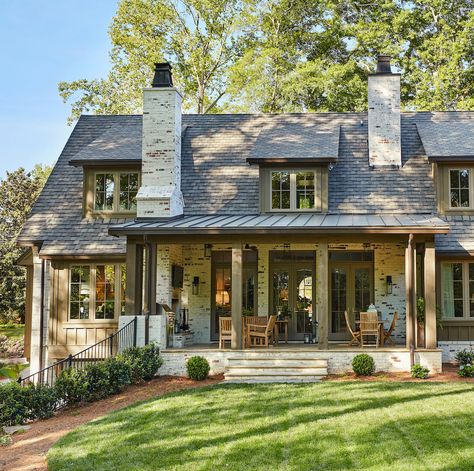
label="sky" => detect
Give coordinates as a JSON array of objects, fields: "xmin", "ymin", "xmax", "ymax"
[{"xmin": 0, "ymin": 0, "xmax": 118, "ymax": 178}]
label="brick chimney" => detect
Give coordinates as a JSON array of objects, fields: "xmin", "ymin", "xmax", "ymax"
[
  {"xmin": 368, "ymin": 55, "xmax": 401, "ymax": 167},
  {"xmin": 136, "ymin": 62, "xmax": 184, "ymax": 219}
]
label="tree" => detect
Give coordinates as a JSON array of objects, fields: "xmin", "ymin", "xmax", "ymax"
[
  {"xmin": 0, "ymin": 165, "xmax": 52, "ymax": 323},
  {"xmin": 59, "ymin": 0, "xmax": 246, "ymax": 122}
]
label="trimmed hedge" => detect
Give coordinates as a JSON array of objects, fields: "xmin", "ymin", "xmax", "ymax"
[
  {"xmin": 352, "ymin": 354, "xmax": 375, "ymax": 376},
  {"xmin": 186, "ymin": 356, "xmax": 210, "ymax": 381},
  {"xmin": 411, "ymin": 364, "xmax": 429, "ymax": 379},
  {"xmin": 0, "ymin": 343, "xmax": 162, "ymax": 427},
  {"xmin": 455, "ymin": 348, "xmax": 474, "ymax": 377}
]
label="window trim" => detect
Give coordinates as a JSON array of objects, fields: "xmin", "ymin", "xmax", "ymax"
[
  {"xmin": 440, "ymin": 261, "xmax": 474, "ymax": 321},
  {"xmin": 68, "ymin": 263, "xmax": 126, "ymax": 324},
  {"xmin": 267, "ymin": 168, "xmax": 323, "ymax": 213},
  {"xmin": 448, "ymin": 168, "xmax": 473, "ymax": 210},
  {"xmin": 91, "ymin": 170, "xmax": 140, "ymax": 216}
]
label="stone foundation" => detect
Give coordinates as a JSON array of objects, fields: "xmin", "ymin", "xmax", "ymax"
[{"xmin": 438, "ymin": 341, "xmax": 474, "ymax": 363}]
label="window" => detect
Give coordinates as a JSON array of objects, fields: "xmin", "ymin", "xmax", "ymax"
[
  {"xmin": 69, "ymin": 264, "xmax": 126, "ymax": 321},
  {"xmin": 449, "ymin": 169, "xmax": 470, "ymax": 208},
  {"xmin": 442, "ymin": 261, "xmax": 474, "ymax": 319},
  {"xmin": 269, "ymin": 169, "xmax": 320, "ymax": 211},
  {"xmin": 94, "ymin": 171, "xmax": 139, "ymax": 213}
]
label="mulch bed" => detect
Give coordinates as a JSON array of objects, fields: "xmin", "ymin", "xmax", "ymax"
[
  {"xmin": 0, "ymin": 375, "xmax": 223, "ymax": 471},
  {"xmin": 326, "ymin": 363, "xmax": 473, "ymax": 382}
]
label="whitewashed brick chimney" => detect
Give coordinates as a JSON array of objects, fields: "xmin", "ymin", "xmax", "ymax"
[
  {"xmin": 368, "ymin": 55, "xmax": 401, "ymax": 167},
  {"xmin": 136, "ymin": 63, "xmax": 184, "ymax": 218}
]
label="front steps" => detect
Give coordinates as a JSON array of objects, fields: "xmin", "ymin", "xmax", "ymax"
[{"xmin": 224, "ymin": 351, "xmax": 328, "ymax": 383}]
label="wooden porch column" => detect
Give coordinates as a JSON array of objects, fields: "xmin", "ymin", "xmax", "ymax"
[
  {"xmin": 125, "ymin": 239, "xmax": 143, "ymax": 315},
  {"xmin": 405, "ymin": 234, "xmax": 416, "ymax": 362},
  {"xmin": 424, "ymin": 242, "xmax": 437, "ymax": 349},
  {"xmin": 143, "ymin": 243, "xmax": 157, "ymax": 315},
  {"xmin": 231, "ymin": 242, "xmax": 243, "ymax": 349},
  {"xmin": 317, "ymin": 242, "xmax": 329, "ymax": 349}
]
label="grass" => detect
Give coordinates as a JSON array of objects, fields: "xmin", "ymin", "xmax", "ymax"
[
  {"xmin": 48, "ymin": 382, "xmax": 474, "ymax": 471},
  {"xmin": 0, "ymin": 323, "xmax": 24, "ymax": 340}
]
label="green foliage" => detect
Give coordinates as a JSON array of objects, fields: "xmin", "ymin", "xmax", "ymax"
[
  {"xmin": 0, "ymin": 165, "xmax": 52, "ymax": 323},
  {"xmin": 26, "ymin": 383, "xmax": 59, "ymax": 420},
  {"xmin": 0, "ymin": 434, "xmax": 12, "ymax": 446},
  {"xmin": 55, "ymin": 368, "xmax": 89, "ymax": 406},
  {"xmin": 458, "ymin": 364, "xmax": 474, "ymax": 378},
  {"xmin": 411, "ymin": 364, "xmax": 429, "ymax": 379},
  {"xmin": 84, "ymin": 363, "xmax": 110, "ymax": 402},
  {"xmin": 0, "ymin": 382, "xmax": 30, "ymax": 426},
  {"xmin": 455, "ymin": 348, "xmax": 474, "ymax": 366},
  {"xmin": 104, "ymin": 357, "xmax": 132, "ymax": 394},
  {"xmin": 118, "ymin": 343, "xmax": 162, "ymax": 383},
  {"xmin": 186, "ymin": 356, "xmax": 210, "ymax": 380},
  {"xmin": 352, "ymin": 354, "xmax": 375, "ymax": 376},
  {"xmin": 0, "ymin": 362, "xmax": 28, "ymax": 379}
]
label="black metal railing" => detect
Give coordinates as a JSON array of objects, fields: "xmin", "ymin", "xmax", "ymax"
[{"xmin": 19, "ymin": 316, "xmax": 138, "ymax": 387}]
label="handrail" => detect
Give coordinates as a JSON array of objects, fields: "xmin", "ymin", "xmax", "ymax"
[{"xmin": 19, "ymin": 316, "xmax": 138, "ymax": 387}]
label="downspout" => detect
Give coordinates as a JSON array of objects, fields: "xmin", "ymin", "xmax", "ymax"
[{"xmin": 39, "ymin": 259, "xmax": 45, "ymax": 369}]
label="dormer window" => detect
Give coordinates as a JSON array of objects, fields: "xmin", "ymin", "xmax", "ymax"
[
  {"xmin": 449, "ymin": 169, "xmax": 470, "ymax": 208},
  {"xmin": 92, "ymin": 171, "xmax": 140, "ymax": 214},
  {"xmin": 266, "ymin": 169, "xmax": 324, "ymax": 212}
]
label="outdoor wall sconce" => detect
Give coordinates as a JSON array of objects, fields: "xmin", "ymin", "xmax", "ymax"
[
  {"xmin": 192, "ymin": 276, "xmax": 200, "ymax": 295},
  {"xmin": 204, "ymin": 244, "xmax": 212, "ymax": 258},
  {"xmin": 386, "ymin": 275, "xmax": 393, "ymax": 295},
  {"xmin": 283, "ymin": 243, "xmax": 291, "ymax": 253}
]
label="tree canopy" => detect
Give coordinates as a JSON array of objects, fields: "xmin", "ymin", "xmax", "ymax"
[
  {"xmin": 59, "ymin": 0, "xmax": 474, "ymax": 121},
  {"xmin": 0, "ymin": 165, "xmax": 52, "ymax": 322}
]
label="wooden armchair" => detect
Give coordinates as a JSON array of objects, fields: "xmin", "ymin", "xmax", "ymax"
[
  {"xmin": 382, "ymin": 312, "xmax": 398, "ymax": 346},
  {"xmin": 360, "ymin": 312, "xmax": 380, "ymax": 347},
  {"xmin": 247, "ymin": 315, "xmax": 277, "ymax": 348},
  {"xmin": 242, "ymin": 316, "xmax": 268, "ymax": 348},
  {"xmin": 219, "ymin": 317, "xmax": 232, "ymax": 349},
  {"xmin": 344, "ymin": 311, "xmax": 360, "ymax": 346}
]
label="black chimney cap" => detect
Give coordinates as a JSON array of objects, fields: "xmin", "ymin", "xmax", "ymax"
[
  {"xmin": 152, "ymin": 62, "xmax": 173, "ymax": 87},
  {"xmin": 375, "ymin": 55, "xmax": 392, "ymax": 74}
]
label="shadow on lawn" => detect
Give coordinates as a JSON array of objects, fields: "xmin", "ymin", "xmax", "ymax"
[{"xmin": 48, "ymin": 382, "xmax": 474, "ymax": 471}]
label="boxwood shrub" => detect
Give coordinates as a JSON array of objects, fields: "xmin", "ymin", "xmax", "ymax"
[
  {"xmin": 411, "ymin": 364, "xmax": 429, "ymax": 379},
  {"xmin": 186, "ymin": 356, "xmax": 210, "ymax": 381},
  {"xmin": 118, "ymin": 343, "xmax": 162, "ymax": 383},
  {"xmin": 352, "ymin": 354, "xmax": 376, "ymax": 376}
]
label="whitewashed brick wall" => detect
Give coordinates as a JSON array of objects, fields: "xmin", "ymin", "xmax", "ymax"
[{"xmin": 438, "ymin": 341, "xmax": 474, "ymax": 362}]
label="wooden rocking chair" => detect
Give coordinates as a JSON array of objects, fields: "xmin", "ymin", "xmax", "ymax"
[
  {"xmin": 382, "ymin": 312, "xmax": 398, "ymax": 346},
  {"xmin": 247, "ymin": 315, "xmax": 277, "ymax": 348},
  {"xmin": 344, "ymin": 310, "xmax": 360, "ymax": 346},
  {"xmin": 219, "ymin": 317, "xmax": 232, "ymax": 349}
]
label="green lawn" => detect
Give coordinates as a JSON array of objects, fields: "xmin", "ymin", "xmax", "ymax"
[
  {"xmin": 0, "ymin": 324, "xmax": 24, "ymax": 340},
  {"xmin": 48, "ymin": 382, "xmax": 474, "ymax": 471}
]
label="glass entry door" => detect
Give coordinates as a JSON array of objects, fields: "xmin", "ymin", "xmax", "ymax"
[
  {"xmin": 329, "ymin": 252, "xmax": 374, "ymax": 341},
  {"xmin": 270, "ymin": 251, "xmax": 315, "ymax": 341}
]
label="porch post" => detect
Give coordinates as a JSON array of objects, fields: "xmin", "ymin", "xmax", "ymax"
[
  {"xmin": 424, "ymin": 242, "xmax": 437, "ymax": 349},
  {"xmin": 125, "ymin": 239, "xmax": 143, "ymax": 315},
  {"xmin": 143, "ymin": 243, "xmax": 157, "ymax": 315},
  {"xmin": 405, "ymin": 234, "xmax": 416, "ymax": 363},
  {"xmin": 317, "ymin": 242, "xmax": 329, "ymax": 349},
  {"xmin": 231, "ymin": 242, "xmax": 243, "ymax": 349}
]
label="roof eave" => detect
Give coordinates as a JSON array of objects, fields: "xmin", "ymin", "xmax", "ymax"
[
  {"xmin": 246, "ymin": 157, "xmax": 337, "ymax": 166},
  {"xmin": 428, "ymin": 155, "xmax": 474, "ymax": 163},
  {"xmin": 69, "ymin": 159, "xmax": 141, "ymax": 167}
]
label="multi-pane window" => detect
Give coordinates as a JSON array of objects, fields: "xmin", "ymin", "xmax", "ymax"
[
  {"xmin": 270, "ymin": 170, "xmax": 318, "ymax": 211},
  {"xmin": 442, "ymin": 262, "xmax": 474, "ymax": 319},
  {"xmin": 271, "ymin": 171, "xmax": 290, "ymax": 209},
  {"xmin": 69, "ymin": 264, "xmax": 126, "ymax": 321},
  {"xmin": 70, "ymin": 266, "xmax": 91, "ymax": 320},
  {"xmin": 449, "ymin": 169, "xmax": 470, "ymax": 208},
  {"xmin": 94, "ymin": 172, "xmax": 139, "ymax": 213}
]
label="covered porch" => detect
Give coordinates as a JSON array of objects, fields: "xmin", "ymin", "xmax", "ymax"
[{"xmin": 111, "ymin": 213, "xmax": 449, "ymax": 367}]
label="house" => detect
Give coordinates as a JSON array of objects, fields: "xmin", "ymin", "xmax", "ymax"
[{"xmin": 18, "ymin": 56, "xmax": 474, "ymax": 380}]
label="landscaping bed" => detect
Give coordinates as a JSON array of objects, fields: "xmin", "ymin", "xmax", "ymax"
[{"xmin": 46, "ymin": 381, "xmax": 474, "ymax": 471}]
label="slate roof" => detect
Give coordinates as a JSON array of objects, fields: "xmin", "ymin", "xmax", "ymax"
[
  {"xmin": 18, "ymin": 111, "xmax": 474, "ymax": 257},
  {"xmin": 110, "ymin": 213, "xmax": 449, "ymax": 236},
  {"xmin": 248, "ymin": 119, "xmax": 339, "ymax": 163},
  {"xmin": 416, "ymin": 115, "xmax": 474, "ymax": 161}
]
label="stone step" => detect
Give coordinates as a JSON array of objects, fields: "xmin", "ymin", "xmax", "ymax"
[
  {"xmin": 227, "ymin": 358, "xmax": 327, "ymax": 368},
  {"xmin": 226, "ymin": 367, "xmax": 328, "ymax": 376},
  {"xmin": 224, "ymin": 375, "xmax": 325, "ymax": 383},
  {"xmin": 228, "ymin": 351, "xmax": 330, "ymax": 360}
]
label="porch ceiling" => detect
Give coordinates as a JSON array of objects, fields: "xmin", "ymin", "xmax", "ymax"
[{"xmin": 109, "ymin": 213, "xmax": 449, "ymax": 236}]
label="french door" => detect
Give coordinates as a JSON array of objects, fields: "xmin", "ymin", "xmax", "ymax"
[
  {"xmin": 270, "ymin": 251, "xmax": 315, "ymax": 341},
  {"xmin": 329, "ymin": 252, "xmax": 374, "ymax": 341}
]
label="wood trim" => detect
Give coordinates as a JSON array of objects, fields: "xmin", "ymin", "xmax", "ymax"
[
  {"xmin": 424, "ymin": 242, "xmax": 437, "ymax": 348},
  {"xmin": 231, "ymin": 242, "xmax": 243, "ymax": 349},
  {"xmin": 317, "ymin": 243, "xmax": 329, "ymax": 349},
  {"xmin": 437, "ymin": 164, "xmax": 474, "ymax": 215}
]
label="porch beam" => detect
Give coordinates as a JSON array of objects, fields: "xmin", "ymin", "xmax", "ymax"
[
  {"xmin": 231, "ymin": 242, "xmax": 243, "ymax": 349},
  {"xmin": 405, "ymin": 234, "xmax": 416, "ymax": 362},
  {"xmin": 424, "ymin": 242, "xmax": 437, "ymax": 349},
  {"xmin": 317, "ymin": 242, "xmax": 329, "ymax": 349}
]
